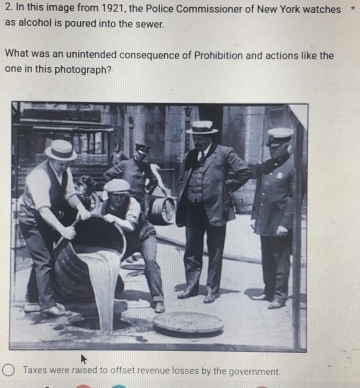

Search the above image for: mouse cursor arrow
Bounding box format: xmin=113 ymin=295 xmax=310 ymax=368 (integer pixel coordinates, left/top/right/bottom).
xmin=81 ymin=354 xmax=87 ymax=364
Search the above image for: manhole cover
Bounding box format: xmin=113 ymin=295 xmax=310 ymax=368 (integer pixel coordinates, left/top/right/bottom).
xmin=153 ymin=312 xmax=224 ymax=334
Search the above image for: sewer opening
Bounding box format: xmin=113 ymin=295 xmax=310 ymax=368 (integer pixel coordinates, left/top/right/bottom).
xmin=71 ymin=317 xmax=131 ymax=331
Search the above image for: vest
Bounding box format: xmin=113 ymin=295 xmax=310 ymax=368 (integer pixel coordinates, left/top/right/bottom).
xmin=187 ymin=163 xmax=206 ymax=203
xmin=21 ymin=160 xmax=68 ymax=220
xmin=102 ymin=198 xmax=155 ymax=250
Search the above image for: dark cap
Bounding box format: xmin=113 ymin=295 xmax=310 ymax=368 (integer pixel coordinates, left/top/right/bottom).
xmin=135 ymin=143 xmax=150 ymax=155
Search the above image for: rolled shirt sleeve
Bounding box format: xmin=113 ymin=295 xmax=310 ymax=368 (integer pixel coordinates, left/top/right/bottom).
xmin=26 ymin=168 xmax=52 ymax=210
xmin=26 ymin=167 xmax=77 ymax=210
xmin=126 ymin=197 xmax=141 ymax=227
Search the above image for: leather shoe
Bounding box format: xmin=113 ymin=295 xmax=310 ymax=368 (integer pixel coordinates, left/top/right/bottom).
xmin=41 ymin=305 xmax=71 ymax=317
xmin=251 ymin=293 xmax=269 ymax=301
xmin=268 ymin=299 xmax=285 ymax=309
xmin=154 ymin=302 xmax=165 ymax=313
xmin=204 ymin=292 xmax=219 ymax=304
xmin=177 ymin=289 xmax=198 ymax=299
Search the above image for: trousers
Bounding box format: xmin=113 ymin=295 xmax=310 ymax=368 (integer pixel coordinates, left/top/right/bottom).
xmin=18 ymin=213 xmax=57 ymax=310
xmin=123 ymin=235 xmax=164 ymax=303
xmin=183 ymin=200 xmax=226 ymax=294
xmin=260 ymin=234 xmax=292 ymax=302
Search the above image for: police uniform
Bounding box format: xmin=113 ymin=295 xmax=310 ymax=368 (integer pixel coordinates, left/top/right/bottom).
xmin=251 ymin=128 xmax=304 ymax=308
xmin=111 ymin=149 xmax=128 ymax=166
xmin=104 ymin=144 xmax=157 ymax=208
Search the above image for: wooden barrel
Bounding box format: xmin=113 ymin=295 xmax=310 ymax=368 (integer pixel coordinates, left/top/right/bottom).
xmin=53 ymin=217 xmax=126 ymax=303
xmin=147 ymin=196 xmax=175 ymax=225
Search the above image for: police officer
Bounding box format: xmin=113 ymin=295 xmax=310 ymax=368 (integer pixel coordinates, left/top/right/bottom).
xmin=104 ymin=144 xmax=158 ymax=211
xmin=251 ymin=128 xmax=304 ymax=309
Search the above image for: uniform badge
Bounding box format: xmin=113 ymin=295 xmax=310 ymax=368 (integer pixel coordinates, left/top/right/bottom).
xmin=276 ymin=172 xmax=283 ymax=179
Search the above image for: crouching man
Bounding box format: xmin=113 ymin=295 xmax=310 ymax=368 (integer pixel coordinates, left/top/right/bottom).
xmin=97 ymin=179 xmax=165 ymax=313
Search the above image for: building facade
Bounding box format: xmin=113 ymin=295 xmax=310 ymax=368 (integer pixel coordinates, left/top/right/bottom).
xmin=12 ymin=102 xmax=307 ymax=213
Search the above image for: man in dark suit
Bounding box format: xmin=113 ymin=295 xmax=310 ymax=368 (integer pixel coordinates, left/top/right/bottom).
xmin=251 ymin=127 xmax=304 ymax=309
xmin=104 ymin=143 xmax=158 ymax=211
xmin=176 ymin=121 xmax=251 ymax=303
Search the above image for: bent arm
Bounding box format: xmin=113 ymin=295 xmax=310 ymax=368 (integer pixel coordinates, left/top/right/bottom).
xmin=38 ymin=207 xmax=69 ymax=236
xmin=145 ymin=164 xmax=158 ymax=195
xmin=104 ymin=197 xmax=141 ymax=233
xmin=105 ymin=215 xmax=135 ymax=232
xmin=150 ymin=164 xmax=169 ymax=195
xmin=225 ymin=149 xmax=252 ymax=192
xmin=103 ymin=163 xmax=123 ymax=182
xmin=67 ymin=194 xmax=91 ymax=219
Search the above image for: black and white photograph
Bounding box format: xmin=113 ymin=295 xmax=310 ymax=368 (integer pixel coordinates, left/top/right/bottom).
xmin=10 ymin=102 xmax=307 ymax=352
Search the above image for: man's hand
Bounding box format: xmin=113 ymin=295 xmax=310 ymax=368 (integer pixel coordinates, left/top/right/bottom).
xmin=77 ymin=207 xmax=91 ymax=221
xmin=103 ymin=214 xmax=117 ymax=224
xmin=60 ymin=226 xmax=76 ymax=240
xmin=276 ymin=226 xmax=288 ymax=237
xmin=250 ymin=219 xmax=256 ymax=231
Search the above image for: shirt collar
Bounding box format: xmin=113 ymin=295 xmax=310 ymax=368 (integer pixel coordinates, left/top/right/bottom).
xmin=202 ymin=142 xmax=212 ymax=157
xmin=49 ymin=160 xmax=63 ymax=181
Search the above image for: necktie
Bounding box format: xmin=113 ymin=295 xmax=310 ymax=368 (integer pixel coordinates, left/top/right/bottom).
xmin=198 ymin=151 xmax=206 ymax=166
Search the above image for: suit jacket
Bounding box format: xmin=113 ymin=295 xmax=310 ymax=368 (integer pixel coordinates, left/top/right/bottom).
xmin=176 ymin=143 xmax=251 ymax=227
xmin=251 ymin=153 xmax=305 ymax=236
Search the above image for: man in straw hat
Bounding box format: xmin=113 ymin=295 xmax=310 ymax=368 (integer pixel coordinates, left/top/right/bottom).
xmin=176 ymin=121 xmax=251 ymax=303
xmin=104 ymin=143 xmax=158 ymax=211
xmin=18 ymin=139 xmax=91 ymax=317
xmin=251 ymin=127 xmax=305 ymax=309
xmin=97 ymin=179 xmax=165 ymax=313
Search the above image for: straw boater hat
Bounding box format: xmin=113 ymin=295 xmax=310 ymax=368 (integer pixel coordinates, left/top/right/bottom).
xmin=135 ymin=143 xmax=151 ymax=156
xmin=266 ymin=128 xmax=294 ymax=147
xmin=104 ymin=179 xmax=131 ymax=194
xmin=45 ymin=139 xmax=77 ymax=161
xmin=186 ymin=121 xmax=219 ymax=135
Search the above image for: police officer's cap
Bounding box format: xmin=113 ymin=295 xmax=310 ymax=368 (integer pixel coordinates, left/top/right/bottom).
xmin=266 ymin=127 xmax=294 ymax=147
xmin=135 ymin=143 xmax=151 ymax=156
xmin=104 ymin=179 xmax=130 ymax=194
